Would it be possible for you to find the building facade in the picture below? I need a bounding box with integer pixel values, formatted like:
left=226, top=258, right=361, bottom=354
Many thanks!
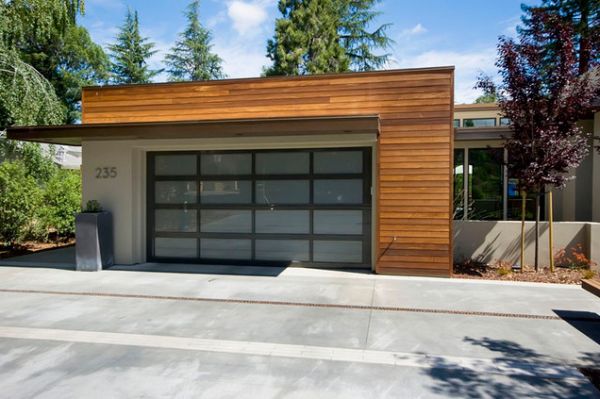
left=9, top=68, right=456, bottom=276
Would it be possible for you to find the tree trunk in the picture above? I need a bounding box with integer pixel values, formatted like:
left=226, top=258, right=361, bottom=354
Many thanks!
left=548, top=189, right=554, bottom=272
left=520, top=190, right=526, bottom=270
left=534, top=192, right=540, bottom=272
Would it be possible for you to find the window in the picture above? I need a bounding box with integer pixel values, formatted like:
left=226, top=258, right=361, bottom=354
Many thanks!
left=499, top=117, right=511, bottom=126
left=453, top=119, right=460, bottom=128
left=453, top=149, right=465, bottom=219
left=463, top=118, right=496, bottom=128
left=468, top=148, right=503, bottom=220
left=454, top=147, right=543, bottom=221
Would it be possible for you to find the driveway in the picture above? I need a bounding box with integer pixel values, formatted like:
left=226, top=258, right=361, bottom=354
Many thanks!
left=0, top=257, right=599, bottom=398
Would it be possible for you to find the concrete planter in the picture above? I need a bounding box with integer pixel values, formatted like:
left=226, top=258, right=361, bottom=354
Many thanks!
left=75, top=212, right=114, bottom=271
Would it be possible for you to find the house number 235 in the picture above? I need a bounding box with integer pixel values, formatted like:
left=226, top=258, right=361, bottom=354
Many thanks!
left=95, top=167, right=117, bottom=179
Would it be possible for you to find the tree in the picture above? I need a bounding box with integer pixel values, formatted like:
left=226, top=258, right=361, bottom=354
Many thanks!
left=519, top=0, right=599, bottom=75
left=266, top=0, right=348, bottom=76
left=266, top=0, right=392, bottom=76
left=474, top=93, right=497, bottom=104
left=339, top=0, right=392, bottom=71
left=0, top=161, right=41, bottom=245
left=0, top=50, right=65, bottom=130
left=2, top=0, right=109, bottom=123
left=478, top=8, right=598, bottom=271
left=165, top=0, right=224, bottom=81
left=38, top=169, right=81, bottom=239
left=109, top=9, right=161, bottom=84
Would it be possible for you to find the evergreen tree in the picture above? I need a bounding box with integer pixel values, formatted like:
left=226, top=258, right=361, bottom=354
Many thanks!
left=265, top=0, right=392, bottom=75
left=519, top=0, right=599, bottom=74
left=109, top=9, right=160, bottom=84
left=339, top=0, right=392, bottom=71
left=265, top=0, right=349, bottom=76
left=165, top=0, right=224, bottom=81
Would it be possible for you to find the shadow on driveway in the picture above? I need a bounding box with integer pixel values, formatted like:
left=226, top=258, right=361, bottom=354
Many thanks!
left=422, top=337, right=600, bottom=398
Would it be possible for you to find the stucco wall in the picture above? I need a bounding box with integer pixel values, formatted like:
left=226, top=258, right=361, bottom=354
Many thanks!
left=81, top=134, right=377, bottom=266
left=454, top=220, right=599, bottom=269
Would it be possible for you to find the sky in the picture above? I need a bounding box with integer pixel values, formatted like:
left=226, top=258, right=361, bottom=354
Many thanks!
left=81, top=0, right=539, bottom=104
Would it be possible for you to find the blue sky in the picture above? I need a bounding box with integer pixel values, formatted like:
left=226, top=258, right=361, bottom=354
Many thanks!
left=81, top=0, right=538, bottom=103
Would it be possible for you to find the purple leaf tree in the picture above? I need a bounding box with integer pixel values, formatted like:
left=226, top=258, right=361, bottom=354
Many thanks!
left=477, top=8, right=599, bottom=271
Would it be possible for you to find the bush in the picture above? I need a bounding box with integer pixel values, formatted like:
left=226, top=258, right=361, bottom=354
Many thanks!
left=37, top=169, right=81, bottom=238
left=0, top=161, right=41, bottom=245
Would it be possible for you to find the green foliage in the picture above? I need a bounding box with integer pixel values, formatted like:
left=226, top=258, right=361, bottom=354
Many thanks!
left=165, top=0, right=224, bottom=81
left=339, top=0, right=393, bottom=71
left=0, top=0, right=84, bottom=48
left=0, top=139, right=58, bottom=183
left=0, top=161, right=41, bottom=245
left=84, top=199, right=102, bottom=213
left=266, top=0, right=349, bottom=76
left=1, top=0, right=105, bottom=123
left=109, top=8, right=161, bottom=84
left=0, top=50, right=65, bottom=129
left=265, top=0, right=392, bottom=75
left=519, top=0, right=599, bottom=75
left=38, top=169, right=81, bottom=237
left=474, top=93, right=497, bottom=104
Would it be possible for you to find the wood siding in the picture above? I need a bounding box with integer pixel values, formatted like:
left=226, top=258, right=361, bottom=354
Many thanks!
left=82, top=68, right=454, bottom=276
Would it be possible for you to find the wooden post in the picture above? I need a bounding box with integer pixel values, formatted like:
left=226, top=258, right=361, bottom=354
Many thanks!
left=548, top=189, right=554, bottom=272
left=520, top=190, right=526, bottom=270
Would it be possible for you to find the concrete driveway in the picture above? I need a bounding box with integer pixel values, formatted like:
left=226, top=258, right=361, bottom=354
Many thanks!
left=0, top=256, right=599, bottom=398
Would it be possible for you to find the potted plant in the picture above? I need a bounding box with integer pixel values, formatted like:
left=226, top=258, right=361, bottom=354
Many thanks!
left=75, top=200, right=114, bottom=271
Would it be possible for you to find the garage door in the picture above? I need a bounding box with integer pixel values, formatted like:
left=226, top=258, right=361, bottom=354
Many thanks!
left=147, top=148, right=371, bottom=268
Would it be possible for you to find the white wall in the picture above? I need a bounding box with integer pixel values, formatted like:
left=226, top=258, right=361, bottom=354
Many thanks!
left=454, top=220, right=599, bottom=269
left=82, top=134, right=377, bottom=266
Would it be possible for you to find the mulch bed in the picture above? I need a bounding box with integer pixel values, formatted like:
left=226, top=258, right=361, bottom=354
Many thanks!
left=453, top=260, right=596, bottom=284
left=0, top=239, right=75, bottom=260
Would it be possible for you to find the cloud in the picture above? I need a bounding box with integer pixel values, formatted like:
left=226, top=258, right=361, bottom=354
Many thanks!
left=227, top=1, right=268, bottom=35
left=389, top=48, right=498, bottom=103
left=400, top=23, right=427, bottom=37
left=213, top=41, right=269, bottom=78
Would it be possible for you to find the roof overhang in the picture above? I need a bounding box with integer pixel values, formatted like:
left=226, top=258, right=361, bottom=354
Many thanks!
left=7, top=115, right=380, bottom=146
left=454, top=126, right=512, bottom=141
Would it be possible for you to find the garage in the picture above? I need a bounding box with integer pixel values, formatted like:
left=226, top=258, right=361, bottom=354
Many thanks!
left=147, top=148, right=372, bottom=268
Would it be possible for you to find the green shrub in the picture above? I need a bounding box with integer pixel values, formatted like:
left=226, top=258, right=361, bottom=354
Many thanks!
left=38, top=169, right=81, bottom=238
left=0, top=160, right=41, bottom=245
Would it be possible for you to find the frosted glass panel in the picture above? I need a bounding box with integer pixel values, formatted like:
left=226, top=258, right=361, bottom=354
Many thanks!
left=201, top=181, right=252, bottom=204
left=201, top=153, right=251, bottom=175
left=256, top=210, right=309, bottom=234
left=314, top=151, right=362, bottom=174
left=255, top=240, right=309, bottom=261
left=256, top=152, right=309, bottom=174
left=313, top=210, right=362, bottom=235
left=155, top=238, right=197, bottom=258
left=313, top=241, right=362, bottom=263
left=155, top=155, right=196, bottom=176
left=200, top=210, right=252, bottom=233
left=314, top=179, right=363, bottom=204
left=155, top=181, right=197, bottom=204
left=256, top=180, right=309, bottom=204
left=201, top=239, right=252, bottom=260
left=155, top=210, right=197, bottom=232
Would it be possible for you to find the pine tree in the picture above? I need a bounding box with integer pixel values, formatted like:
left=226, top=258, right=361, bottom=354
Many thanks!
left=339, top=0, right=392, bottom=71
left=519, top=0, right=599, bottom=75
left=108, top=9, right=160, bottom=84
left=165, top=0, right=224, bottom=81
left=265, top=0, right=349, bottom=76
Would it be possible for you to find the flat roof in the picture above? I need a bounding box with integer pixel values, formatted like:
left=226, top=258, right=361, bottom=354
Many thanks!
left=82, top=66, right=455, bottom=92
left=7, top=115, right=380, bottom=146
